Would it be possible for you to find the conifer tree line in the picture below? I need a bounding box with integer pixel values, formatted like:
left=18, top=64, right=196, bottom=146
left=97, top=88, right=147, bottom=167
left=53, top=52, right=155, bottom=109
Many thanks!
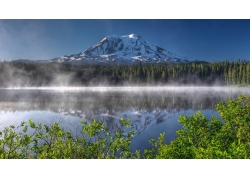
left=0, top=59, right=250, bottom=87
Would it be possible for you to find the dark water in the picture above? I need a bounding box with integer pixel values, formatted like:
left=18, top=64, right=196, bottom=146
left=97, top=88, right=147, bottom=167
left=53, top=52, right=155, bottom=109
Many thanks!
left=0, top=87, right=249, bottom=151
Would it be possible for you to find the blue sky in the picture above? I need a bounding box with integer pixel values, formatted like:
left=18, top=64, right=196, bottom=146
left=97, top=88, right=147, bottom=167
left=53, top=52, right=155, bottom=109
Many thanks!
left=1, top=19, right=250, bottom=62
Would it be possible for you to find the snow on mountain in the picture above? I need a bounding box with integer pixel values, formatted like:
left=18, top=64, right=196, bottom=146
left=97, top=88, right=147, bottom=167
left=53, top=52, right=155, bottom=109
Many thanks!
left=49, top=34, right=192, bottom=65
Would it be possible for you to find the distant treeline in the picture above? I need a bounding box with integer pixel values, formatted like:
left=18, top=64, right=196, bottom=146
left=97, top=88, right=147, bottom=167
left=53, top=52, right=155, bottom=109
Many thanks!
left=0, top=60, right=250, bottom=87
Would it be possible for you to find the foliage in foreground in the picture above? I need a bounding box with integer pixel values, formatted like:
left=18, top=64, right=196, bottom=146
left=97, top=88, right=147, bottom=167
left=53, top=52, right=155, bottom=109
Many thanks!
left=0, top=118, right=138, bottom=159
left=146, top=94, right=250, bottom=159
left=1, top=95, right=250, bottom=159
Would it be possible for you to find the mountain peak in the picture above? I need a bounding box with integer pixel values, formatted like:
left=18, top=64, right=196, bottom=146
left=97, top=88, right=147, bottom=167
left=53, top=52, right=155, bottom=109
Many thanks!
left=50, top=34, right=192, bottom=65
left=122, top=34, right=140, bottom=39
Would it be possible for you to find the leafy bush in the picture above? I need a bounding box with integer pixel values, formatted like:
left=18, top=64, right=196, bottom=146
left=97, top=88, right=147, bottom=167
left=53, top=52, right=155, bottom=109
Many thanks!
left=146, top=94, right=250, bottom=159
left=0, top=118, right=138, bottom=159
left=1, top=95, right=250, bottom=159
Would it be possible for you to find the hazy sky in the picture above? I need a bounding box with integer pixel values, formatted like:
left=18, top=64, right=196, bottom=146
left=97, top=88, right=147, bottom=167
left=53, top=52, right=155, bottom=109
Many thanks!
left=1, top=19, right=250, bottom=62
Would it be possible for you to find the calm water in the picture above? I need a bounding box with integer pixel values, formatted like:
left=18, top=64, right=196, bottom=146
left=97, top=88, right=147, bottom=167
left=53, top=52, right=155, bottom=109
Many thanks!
left=0, top=87, right=249, bottom=151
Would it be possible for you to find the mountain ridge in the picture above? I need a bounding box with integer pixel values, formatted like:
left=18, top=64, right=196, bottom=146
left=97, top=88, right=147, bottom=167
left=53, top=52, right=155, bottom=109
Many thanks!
left=49, top=34, right=194, bottom=65
left=13, top=34, right=200, bottom=65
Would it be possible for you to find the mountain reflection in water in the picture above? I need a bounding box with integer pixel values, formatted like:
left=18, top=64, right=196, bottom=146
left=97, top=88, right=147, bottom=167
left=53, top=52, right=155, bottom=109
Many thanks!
left=0, top=87, right=249, bottom=151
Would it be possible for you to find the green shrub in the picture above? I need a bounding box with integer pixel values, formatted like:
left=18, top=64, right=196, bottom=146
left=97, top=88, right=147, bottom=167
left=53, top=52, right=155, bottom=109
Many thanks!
left=1, top=95, right=250, bottom=159
left=0, top=118, right=137, bottom=159
left=147, top=94, right=250, bottom=159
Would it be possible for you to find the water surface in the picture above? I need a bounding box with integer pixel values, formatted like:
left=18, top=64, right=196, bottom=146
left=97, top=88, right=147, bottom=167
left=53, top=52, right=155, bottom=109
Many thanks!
left=0, top=87, right=249, bottom=151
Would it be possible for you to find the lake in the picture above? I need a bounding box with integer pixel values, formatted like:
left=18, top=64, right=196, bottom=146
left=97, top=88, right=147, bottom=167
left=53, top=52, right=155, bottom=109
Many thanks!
left=0, top=86, right=249, bottom=152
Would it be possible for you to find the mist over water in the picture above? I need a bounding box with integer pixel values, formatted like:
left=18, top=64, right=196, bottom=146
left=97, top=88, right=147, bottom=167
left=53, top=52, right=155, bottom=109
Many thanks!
left=1, top=86, right=250, bottom=92
left=0, top=86, right=249, bottom=151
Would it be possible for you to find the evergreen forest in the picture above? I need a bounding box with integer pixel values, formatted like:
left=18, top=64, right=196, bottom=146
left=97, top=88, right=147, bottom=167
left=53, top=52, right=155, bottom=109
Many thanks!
left=1, top=59, right=250, bottom=87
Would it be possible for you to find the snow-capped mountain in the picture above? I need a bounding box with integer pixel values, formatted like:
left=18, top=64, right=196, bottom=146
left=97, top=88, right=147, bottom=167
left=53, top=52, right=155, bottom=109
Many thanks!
left=49, top=34, right=192, bottom=64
